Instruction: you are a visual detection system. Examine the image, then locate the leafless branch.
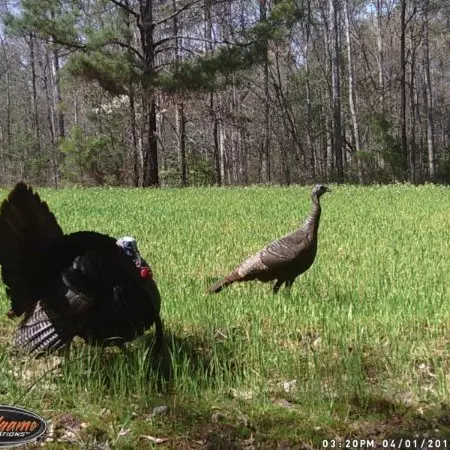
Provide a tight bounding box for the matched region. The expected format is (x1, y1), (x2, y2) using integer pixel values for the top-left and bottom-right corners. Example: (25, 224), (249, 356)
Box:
(154, 0), (202, 27)
(405, 7), (417, 28)
(109, 0), (139, 19)
(155, 35), (251, 50)
(155, 45), (204, 58)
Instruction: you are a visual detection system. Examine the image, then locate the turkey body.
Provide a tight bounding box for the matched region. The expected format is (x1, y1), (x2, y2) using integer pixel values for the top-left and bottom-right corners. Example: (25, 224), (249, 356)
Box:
(0, 182), (163, 354)
(208, 184), (330, 294)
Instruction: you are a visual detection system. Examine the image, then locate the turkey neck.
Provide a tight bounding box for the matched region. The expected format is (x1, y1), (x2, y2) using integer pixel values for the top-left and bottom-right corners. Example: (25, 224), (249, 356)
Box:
(303, 192), (322, 241)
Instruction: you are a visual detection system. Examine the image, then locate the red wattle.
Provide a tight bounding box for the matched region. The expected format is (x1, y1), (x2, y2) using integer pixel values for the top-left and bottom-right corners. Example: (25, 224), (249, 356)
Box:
(140, 267), (150, 279)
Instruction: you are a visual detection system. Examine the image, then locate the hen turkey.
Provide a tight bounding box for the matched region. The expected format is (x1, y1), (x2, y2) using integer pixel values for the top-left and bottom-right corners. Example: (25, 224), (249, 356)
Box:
(0, 182), (163, 354)
(208, 183), (331, 294)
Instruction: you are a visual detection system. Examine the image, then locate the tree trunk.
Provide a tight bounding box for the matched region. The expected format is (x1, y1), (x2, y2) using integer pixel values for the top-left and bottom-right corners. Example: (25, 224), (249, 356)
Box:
(29, 35), (41, 155)
(204, 0), (221, 185)
(141, 98), (159, 187)
(51, 27), (65, 142)
(140, 0), (159, 187)
(423, 0), (435, 180)
(51, 48), (64, 187)
(173, 0), (187, 186)
(175, 102), (187, 186)
(124, 0), (140, 186)
(0, 36), (11, 182)
(129, 88), (140, 186)
(219, 124), (226, 184)
(43, 51), (58, 187)
(240, 128), (249, 184)
(319, 5), (333, 177)
(329, 0), (343, 181)
(211, 96), (221, 185)
(399, 0), (408, 179)
(344, 0), (363, 183)
(231, 83), (239, 184)
(304, 0), (316, 181)
(272, 53), (296, 184)
(260, 0), (271, 183)
(408, 29), (416, 184)
(374, 0), (385, 112)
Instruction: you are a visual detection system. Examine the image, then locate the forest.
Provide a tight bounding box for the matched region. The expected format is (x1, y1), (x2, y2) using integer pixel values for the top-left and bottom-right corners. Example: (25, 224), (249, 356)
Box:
(0, 0), (448, 187)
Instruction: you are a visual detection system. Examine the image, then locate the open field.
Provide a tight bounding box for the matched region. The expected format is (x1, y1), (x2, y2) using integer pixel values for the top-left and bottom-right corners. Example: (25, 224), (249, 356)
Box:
(0, 183), (449, 448)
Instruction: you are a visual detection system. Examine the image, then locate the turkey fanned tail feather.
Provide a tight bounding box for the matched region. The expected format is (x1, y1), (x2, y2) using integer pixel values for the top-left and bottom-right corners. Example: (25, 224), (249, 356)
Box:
(14, 303), (71, 354)
(0, 182), (63, 316)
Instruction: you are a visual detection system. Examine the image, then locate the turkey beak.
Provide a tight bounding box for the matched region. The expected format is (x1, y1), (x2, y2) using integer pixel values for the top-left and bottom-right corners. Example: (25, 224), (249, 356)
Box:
(124, 242), (143, 268)
(132, 246), (143, 269)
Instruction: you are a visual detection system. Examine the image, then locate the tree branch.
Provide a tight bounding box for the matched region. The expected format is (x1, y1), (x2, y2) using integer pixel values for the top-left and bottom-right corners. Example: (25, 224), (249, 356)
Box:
(154, 45), (204, 58)
(100, 39), (144, 60)
(155, 35), (249, 49)
(405, 7), (417, 28)
(153, 0), (202, 27)
(30, 31), (87, 52)
(109, 0), (139, 19)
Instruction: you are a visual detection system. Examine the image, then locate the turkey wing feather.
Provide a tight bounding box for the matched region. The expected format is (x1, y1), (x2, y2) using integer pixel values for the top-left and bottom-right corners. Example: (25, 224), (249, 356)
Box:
(260, 230), (309, 270)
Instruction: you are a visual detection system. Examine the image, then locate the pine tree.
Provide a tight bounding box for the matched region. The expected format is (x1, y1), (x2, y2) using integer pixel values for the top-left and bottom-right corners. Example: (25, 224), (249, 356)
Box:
(5, 0), (300, 186)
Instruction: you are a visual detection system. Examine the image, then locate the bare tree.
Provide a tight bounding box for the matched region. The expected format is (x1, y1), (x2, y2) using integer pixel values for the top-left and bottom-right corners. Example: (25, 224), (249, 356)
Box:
(1, 0), (449, 186)
(374, 0), (385, 111)
(408, 26), (417, 184)
(343, 0), (363, 183)
(0, 36), (11, 161)
(329, 0), (343, 181)
(422, 0), (435, 179)
(259, 0), (271, 183)
(40, 48), (57, 186)
(173, 0), (187, 186)
(28, 34), (41, 156)
(139, 0), (159, 186)
(124, 0), (140, 186)
(399, 0), (408, 179)
(303, 0), (316, 181)
(204, 0), (221, 185)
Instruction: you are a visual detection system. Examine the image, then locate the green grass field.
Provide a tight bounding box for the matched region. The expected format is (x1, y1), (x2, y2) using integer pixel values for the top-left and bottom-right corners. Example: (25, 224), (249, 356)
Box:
(0, 184), (449, 448)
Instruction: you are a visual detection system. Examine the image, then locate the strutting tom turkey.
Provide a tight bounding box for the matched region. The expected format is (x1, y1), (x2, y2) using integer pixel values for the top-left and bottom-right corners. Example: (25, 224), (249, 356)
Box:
(0, 182), (163, 354)
(208, 184), (331, 294)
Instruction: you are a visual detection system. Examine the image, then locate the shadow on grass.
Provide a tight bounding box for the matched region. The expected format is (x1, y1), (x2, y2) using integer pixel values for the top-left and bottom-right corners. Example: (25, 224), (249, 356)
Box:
(1, 320), (229, 408)
(52, 326), (217, 392)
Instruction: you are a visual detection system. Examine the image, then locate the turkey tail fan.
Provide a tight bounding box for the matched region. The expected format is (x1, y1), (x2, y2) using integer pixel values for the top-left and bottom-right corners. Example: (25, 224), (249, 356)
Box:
(0, 182), (63, 256)
(0, 182), (63, 315)
(13, 303), (72, 355)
